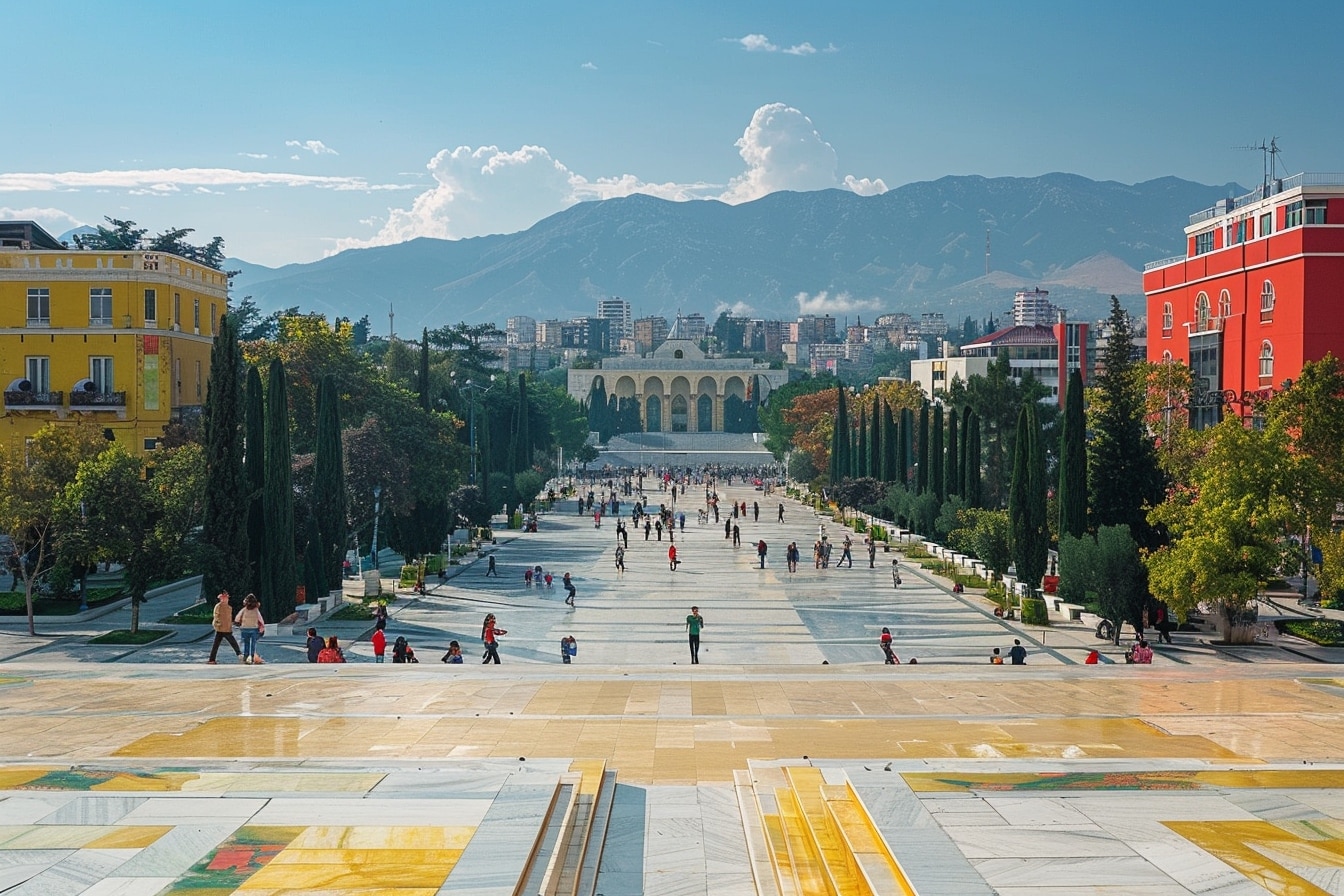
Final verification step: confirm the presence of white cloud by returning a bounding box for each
[286,139,338,155]
[715,300,756,316]
[581,61,597,70]
[843,175,888,196]
[238,152,269,159]
[732,33,826,55]
[795,290,883,315]
[0,206,84,232]
[334,103,884,252]
[0,167,408,193]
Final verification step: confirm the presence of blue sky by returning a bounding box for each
[4,0,1341,266]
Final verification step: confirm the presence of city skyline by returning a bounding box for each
[4,0,1341,267]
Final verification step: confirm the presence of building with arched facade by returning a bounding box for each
[567,339,789,433]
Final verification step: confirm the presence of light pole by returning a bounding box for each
[370,485,382,571]
[452,372,496,485]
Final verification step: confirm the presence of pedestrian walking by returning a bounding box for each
[724,519,732,540]
[778,503,785,523]
[374,601,388,631]
[615,545,626,573]
[753,501,759,522]
[891,560,902,589]
[207,591,243,664]
[867,537,877,569]
[732,523,741,547]
[482,614,506,664]
[786,541,799,573]
[560,635,578,664]
[685,606,704,664]
[645,519,652,540]
[668,544,679,571]
[839,536,853,568]
[486,555,498,576]
[371,627,387,663]
[563,572,576,606]
[756,539,768,568]
[655,519,663,541]
[234,593,265,664]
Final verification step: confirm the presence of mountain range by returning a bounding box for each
[228,173,1242,329]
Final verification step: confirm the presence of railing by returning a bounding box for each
[69,390,126,407]
[1189,172,1344,224]
[1144,254,1186,271]
[4,390,64,407]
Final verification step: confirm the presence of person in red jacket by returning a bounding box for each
[668,544,679,571]
[371,628,386,663]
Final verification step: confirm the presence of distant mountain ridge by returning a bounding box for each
[229,173,1241,328]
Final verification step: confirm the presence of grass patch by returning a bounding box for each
[89,629,171,646]
[904,544,932,559]
[1279,618,1344,646]
[162,601,214,624]
[0,587,124,616]
[328,602,374,621]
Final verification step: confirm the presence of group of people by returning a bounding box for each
[207,590,266,664]
[989,639,1029,665]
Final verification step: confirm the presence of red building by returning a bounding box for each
[1144,173,1344,427]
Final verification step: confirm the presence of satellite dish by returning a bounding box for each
[6,378,32,392]
[73,378,96,393]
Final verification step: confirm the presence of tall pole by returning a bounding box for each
[468,390,477,485]
[370,485,382,571]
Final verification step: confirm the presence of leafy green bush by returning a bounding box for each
[329,602,373,621]
[1021,597,1050,626]
[0,587,124,616]
[869,524,888,542]
[985,582,1009,609]
[954,573,989,590]
[905,544,932,560]
[1279,619,1344,645]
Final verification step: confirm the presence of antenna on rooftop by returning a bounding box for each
[1233,137,1282,193]
[389,303,395,341]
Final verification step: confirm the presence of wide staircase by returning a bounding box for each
[734,761,918,896]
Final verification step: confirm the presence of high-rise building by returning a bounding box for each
[0,220,224,454]
[1145,171,1344,428]
[633,316,669,354]
[596,297,632,341]
[506,315,537,345]
[1012,287,1059,326]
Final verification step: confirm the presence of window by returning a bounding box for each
[25,357,50,393]
[193,297,200,332]
[1285,200,1304,228]
[1260,212,1273,237]
[1194,230,1215,255]
[90,288,113,326]
[1219,290,1232,321]
[1194,292,1210,331]
[1306,199,1328,224]
[1226,219,1247,245]
[1259,341,1274,380]
[173,358,181,403]
[173,293,181,327]
[1162,350,1173,363]
[210,303,217,334]
[90,357,114,394]
[1162,302,1173,333]
[144,289,157,324]
[26,288,50,325]
[1261,280,1275,322]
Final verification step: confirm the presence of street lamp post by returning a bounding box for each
[452,372,496,485]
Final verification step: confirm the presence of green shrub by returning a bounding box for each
[1021,597,1050,626]
[0,587,124,616]
[905,544,932,560]
[329,603,373,621]
[1279,619,1344,645]
[985,582,1009,609]
[870,524,888,542]
[90,629,170,645]
[954,573,989,590]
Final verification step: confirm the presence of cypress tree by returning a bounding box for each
[882,402,898,484]
[260,358,298,622]
[830,386,851,482]
[1058,368,1088,539]
[898,407,911,488]
[856,404,868,478]
[966,411,983,508]
[960,406,973,497]
[243,366,266,597]
[916,403,929,493]
[314,374,346,593]
[945,406,959,500]
[1009,402,1048,595]
[514,373,531,475]
[200,312,248,599]
[931,403,945,503]
[302,515,325,607]
[417,328,431,412]
[869,395,882,480]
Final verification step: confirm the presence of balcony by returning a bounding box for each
[69,390,127,409]
[4,390,64,409]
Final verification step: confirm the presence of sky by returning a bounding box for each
[4,0,1342,267]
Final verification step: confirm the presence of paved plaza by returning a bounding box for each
[3,485,1344,895]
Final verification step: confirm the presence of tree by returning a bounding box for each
[931,404,945,503]
[898,407,911,489]
[59,446,155,632]
[855,403,868,479]
[964,411,983,509]
[313,375,347,593]
[868,395,882,481]
[1058,369,1088,540]
[1142,358,1208,484]
[243,366,267,597]
[948,508,1012,581]
[200,312,249,600]
[1088,296,1163,545]
[417,328,431,412]
[944,405,959,501]
[260,359,298,622]
[829,386,851,483]
[1058,525,1146,644]
[1009,401,1048,595]
[1146,417,1292,642]
[0,424,108,635]
[916,402,929,494]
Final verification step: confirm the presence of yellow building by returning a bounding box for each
[0,221,226,454]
